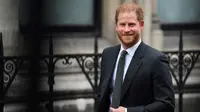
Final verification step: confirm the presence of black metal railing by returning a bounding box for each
[0,31,199,112]
[0,54,102,111]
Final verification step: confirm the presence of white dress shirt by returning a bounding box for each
[110,39,141,112]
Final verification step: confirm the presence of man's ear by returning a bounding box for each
[140,20,144,29]
[115,22,118,31]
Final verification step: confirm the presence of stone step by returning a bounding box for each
[163,30,200,51]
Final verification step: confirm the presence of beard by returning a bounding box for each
[118,31,140,48]
[122,31,139,38]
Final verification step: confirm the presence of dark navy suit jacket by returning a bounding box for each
[98,42,175,112]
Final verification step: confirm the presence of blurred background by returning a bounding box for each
[0,0,200,112]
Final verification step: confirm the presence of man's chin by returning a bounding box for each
[122,41,133,45]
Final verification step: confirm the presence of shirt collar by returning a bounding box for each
[120,39,141,57]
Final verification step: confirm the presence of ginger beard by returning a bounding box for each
[117,31,140,49]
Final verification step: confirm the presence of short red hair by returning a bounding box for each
[115,3,144,23]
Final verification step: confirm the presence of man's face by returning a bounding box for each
[115,11,144,49]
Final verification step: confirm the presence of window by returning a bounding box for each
[19,0,101,34]
[157,0,200,30]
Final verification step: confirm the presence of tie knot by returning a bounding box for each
[120,50,127,57]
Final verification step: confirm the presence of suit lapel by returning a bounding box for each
[121,42,146,100]
[100,45,120,100]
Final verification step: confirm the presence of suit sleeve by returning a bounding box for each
[127,55,175,112]
[97,49,107,112]
[99,49,106,94]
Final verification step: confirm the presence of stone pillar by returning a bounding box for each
[102,0,121,45]
[142,0,152,46]
[151,0,164,51]
[136,0,164,50]
[151,27,164,51]
[0,0,21,56]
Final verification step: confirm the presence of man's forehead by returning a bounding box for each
[118,11,137,16]
[118,12,137,19]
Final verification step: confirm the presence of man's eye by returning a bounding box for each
[129,24,135,26]
[120,24,126,26]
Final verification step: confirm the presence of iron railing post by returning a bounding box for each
[94,34,99,112]
[46,34,54,112]
[178,30,183,112]
[0,33,4,112]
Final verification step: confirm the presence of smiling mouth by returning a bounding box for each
[123,33,136,36]
[122,34,135,37]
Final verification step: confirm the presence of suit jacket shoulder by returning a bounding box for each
[102,45,120,55]
[143,43,166,60]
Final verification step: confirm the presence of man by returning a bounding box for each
[98,3,175,112]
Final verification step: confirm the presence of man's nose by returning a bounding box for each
[124,25,130,32]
